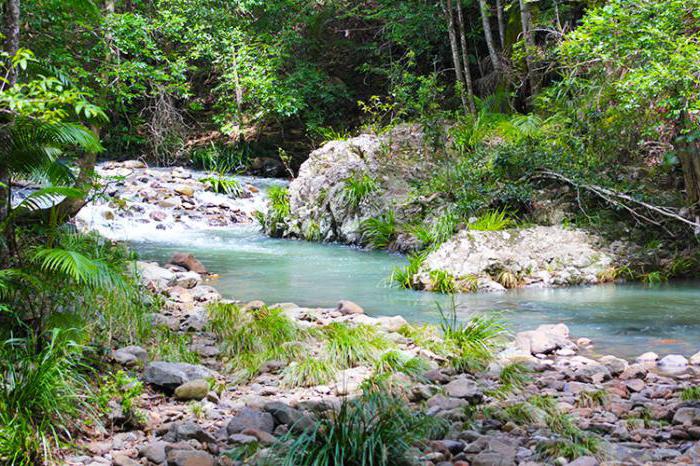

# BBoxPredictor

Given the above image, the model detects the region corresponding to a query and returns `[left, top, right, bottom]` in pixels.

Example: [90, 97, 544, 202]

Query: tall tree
[3, 0, 20, 86]
[455, 0, 476, 113]
[496, 0, 506, 49]
[519, 0, 537, 95]
[443, 0, 468, 113]
[478, 0, 502, 74]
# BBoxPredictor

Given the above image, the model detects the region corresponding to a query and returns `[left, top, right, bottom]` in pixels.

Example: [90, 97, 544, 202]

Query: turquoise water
[133, 225, 700, 359]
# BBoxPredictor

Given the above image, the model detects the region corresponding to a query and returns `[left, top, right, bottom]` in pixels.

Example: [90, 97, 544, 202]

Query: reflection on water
[133, 225, 700, 359]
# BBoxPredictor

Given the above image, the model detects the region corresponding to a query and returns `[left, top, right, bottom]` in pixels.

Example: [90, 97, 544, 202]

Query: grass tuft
[360, 211, 397, 249]
[323, 323, 392, 369]
[281, 357, 337, 388]
[343, 173, 378, 209]
[469, 209, 513, 231]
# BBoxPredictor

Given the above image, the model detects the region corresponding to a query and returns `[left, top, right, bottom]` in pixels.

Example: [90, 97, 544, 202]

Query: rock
[169, 252, 208, 274]
[164, 421, 216, 444]
[636, 352, 659, 364]
[123, 160, 147, 169]
[375, 315, 408, 332]
[149, 210, 168, 221]
[158, 197, 181, 208]
[243, 300, 266, 311]
[334, 367, 372, 395]
[241, 428, 278, 446]
[599, 355, 628, 375]
[673, 407, 700, 426]
[444, 377, 483, 402]
[175, 185, 195, 197]
[625, 379, 646, 393]
[174, 379, 210, 401]
[144, 362, 211, 391]
[514, 325, 574, 355]
[113, 345, 147, 366]
[136, 261, 176, 289]
[465, 437, 517, 466]
[112, 453, 140, 466]
[691, 351, 700, 365]
[619, 363, 647, 380]
[166, 450, 215, 466]
[336, 300, 364, 315]
[174, 271, 202, 289]
[227, 407, 275, 434]
[658, 354, 688, 369]
[567, 456, 599, 466]
[418, 226, 616, 292]
[139, 441, 167, 464]
[264, 401, 304, 426]
[574, 364, 611, 384]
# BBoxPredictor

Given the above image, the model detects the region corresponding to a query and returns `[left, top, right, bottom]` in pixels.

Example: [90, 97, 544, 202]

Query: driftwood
[533, 170, 700, 236]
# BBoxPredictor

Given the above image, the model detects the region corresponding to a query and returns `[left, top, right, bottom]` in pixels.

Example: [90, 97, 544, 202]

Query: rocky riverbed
[61, 254, 700, 466]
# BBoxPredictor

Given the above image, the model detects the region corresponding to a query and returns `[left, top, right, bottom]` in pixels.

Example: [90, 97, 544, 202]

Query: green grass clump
[201, 175, 243, 196]
[360, 211, 397, 249]
[534, 398, 603, 461]
[0, 330, 94, 466]
[208, 302, 305, 378]
[390, 251, 427, 289]
[94, 370, 146, 427]
[270, 390, 447, 466]
[148, 326, 200, 364]
[396, 323, 451, 357]
[281, 357, 337, 388]
[469, 209, 513, 231]
[576, 389, 608, 408]
[499, 362, 531, 392]
[323, 323, 392, 368]
[429, 269, 457, 293]
[374, 350, 429, 379]
[501, 402, 538, 425]
[438, 299, 507, 372]
[265, 186, 291, 236]
[343, 173, 378, 209]
[680, 386, 700, 401]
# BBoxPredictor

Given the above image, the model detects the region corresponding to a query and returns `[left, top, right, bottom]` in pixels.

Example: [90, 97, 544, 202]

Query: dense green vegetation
[2, 0, 700, 463]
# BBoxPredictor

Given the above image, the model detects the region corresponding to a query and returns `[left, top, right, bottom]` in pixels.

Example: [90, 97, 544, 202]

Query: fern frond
[32, 247, 125, 290]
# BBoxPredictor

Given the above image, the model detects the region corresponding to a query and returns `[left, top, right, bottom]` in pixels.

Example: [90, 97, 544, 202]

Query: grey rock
[336, 300, 364, 315]
[144, 362, 211, 391]
[166, 450, 215, 466]
[444, 377, 483, 402]
[174, 271, 202, 289]
[139, 440, 167, 464]
[113, 345, 147, 366]
[673, 407, 700, 426]
[574, 364, 611, 384]
[264, 401, 303, 426]
[599, 355, 628, 375]
[227, 407, 275, 434]
[164, 421, 216, 444]
[567, 457, 598, 466]
[658, 354, 688, 368]
[174, 379, 209, 401]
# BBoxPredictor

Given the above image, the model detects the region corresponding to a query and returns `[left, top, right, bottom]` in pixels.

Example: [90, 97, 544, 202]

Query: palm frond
[32, 247, 125, 290]
[13, 186, 84, 214]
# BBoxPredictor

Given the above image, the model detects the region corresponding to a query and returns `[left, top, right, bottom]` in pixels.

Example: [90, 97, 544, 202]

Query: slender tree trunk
[519, 0, 537, 95]
[496, 0, 506, 50]
[455, 0, 476, 114]
[678, 117, 700, 207]
[443, 0, 468, 113]
[478, 0, 501, 74]
[3, 0, 20, 86]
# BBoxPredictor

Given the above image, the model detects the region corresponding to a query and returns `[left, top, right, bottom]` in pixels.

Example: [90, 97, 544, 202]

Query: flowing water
[78, 171, 700, 359]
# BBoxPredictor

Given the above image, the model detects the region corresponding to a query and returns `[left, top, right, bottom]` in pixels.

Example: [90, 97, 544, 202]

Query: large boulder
[169, 252, 208, 274]
[135, 261, 176, 289]
[268, 124, 437, 245]
[513, 324, 575, 355]
[144, 362, 211, 391]
[227, 407, 275, 435]
[416, 226, 616, 292]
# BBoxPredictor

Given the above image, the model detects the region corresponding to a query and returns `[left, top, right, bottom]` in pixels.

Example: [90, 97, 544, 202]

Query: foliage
[270, 390, 447, 466]
[148, 326, 200, 365]
[323, 323, 392, 369]
[680, 386, 700, 401]
[360, 211, 397, 249]
[429, 270, 457, 294]
[281, 356, 337, 388]
[200, 175, 243, 197]
[438, 299, 507, 372]
[469, 210, 514, 231]
[343, 173, 379, 210]
[373, 350, 429, 380]
[207, 302, 305, 379]
[0, 330, 94, 465]
[93, 370, 146, 427]
[264, 186, 291, 237]
[390, 251, 426, 289]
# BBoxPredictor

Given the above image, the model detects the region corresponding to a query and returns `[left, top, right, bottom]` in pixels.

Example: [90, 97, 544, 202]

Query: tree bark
[519, 0, 537, 95]
[455, 0, 476, 114]
[3, 0, 20, 86]
[496, 0, 506, 50]
[443, 0, 468, 113]
[478, 0, 501, 74]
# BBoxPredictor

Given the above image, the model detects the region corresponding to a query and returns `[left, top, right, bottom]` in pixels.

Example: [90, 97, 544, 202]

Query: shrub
[360, 211, 397, 249]
[0, 330, 94, 466]
[271, 391, 447, 466]
[94, 370, 146, 427]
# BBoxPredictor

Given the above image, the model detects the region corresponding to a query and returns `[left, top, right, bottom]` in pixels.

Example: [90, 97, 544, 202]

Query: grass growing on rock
[680, 386, 700, 401]
[390, 251, 427, 289]
[360, 211, 397, 249]
[469, 209, 514, 231]
[269, 390, 448, 466]
[343, 172, 378, 209]
[373, 350, 430, 379]
[148, 326, 200, 365]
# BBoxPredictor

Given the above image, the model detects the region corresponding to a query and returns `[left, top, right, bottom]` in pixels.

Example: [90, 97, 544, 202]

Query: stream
[78, 170, 700, 359]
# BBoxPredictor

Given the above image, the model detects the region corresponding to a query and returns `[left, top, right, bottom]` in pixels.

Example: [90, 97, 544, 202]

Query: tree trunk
[455, 0, 476, 114]
[478, 0, 501, 74]
[3, 0, 20, 86]
[679, 140, 700, 207]
[496, 0, 506, 50]
[443, 0, 468, 113]
[519, 0, 537, 96]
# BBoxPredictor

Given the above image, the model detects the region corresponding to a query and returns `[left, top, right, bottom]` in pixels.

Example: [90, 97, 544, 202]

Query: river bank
[62, 255, 700, 466]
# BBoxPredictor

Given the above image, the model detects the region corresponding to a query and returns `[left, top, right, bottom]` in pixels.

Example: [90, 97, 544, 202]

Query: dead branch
[533, 170, 700, 235]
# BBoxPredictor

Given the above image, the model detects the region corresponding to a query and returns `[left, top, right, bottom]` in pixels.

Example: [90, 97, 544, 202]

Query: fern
[32, 247, 124, 290]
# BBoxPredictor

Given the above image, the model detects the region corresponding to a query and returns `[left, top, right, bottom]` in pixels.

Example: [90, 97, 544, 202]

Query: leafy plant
[323, 323, 392, 369]
[200, 175, 243, 196]
[343, 173, 378, 209]
[360, 211, 397, 249]
[680, 386, 700, 401]
[469, 210, 513, 231]
[390, 251, 426, 289]
[270, 390, 447, 466]
[281, 357, 337, 388]
[149, 326, 200, 365]
[429, 269, 457, 293]
[373, 350, 429, 380]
